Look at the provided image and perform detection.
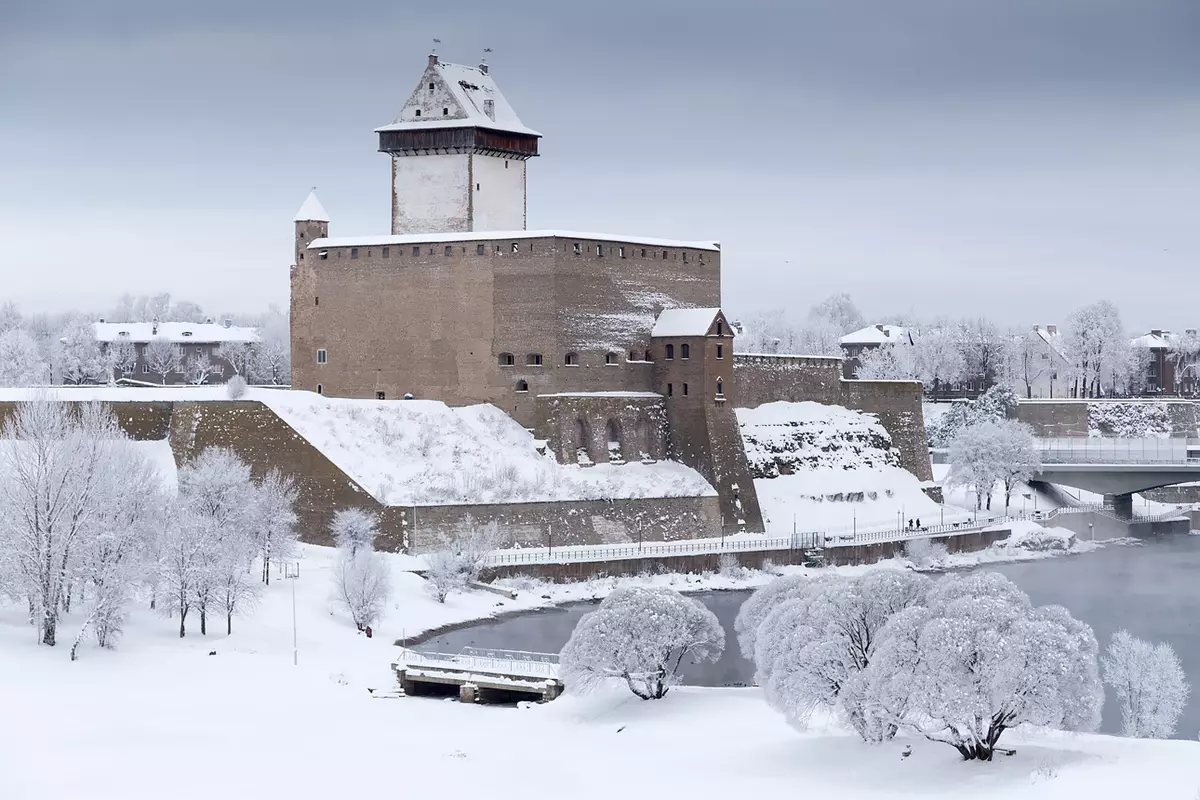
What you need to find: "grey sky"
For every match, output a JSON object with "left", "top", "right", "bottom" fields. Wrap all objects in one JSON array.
[{"left": 2, "top": 0, "right": 1197, "bottom": 330}]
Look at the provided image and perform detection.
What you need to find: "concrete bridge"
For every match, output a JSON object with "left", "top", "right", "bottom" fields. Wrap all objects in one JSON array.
[{"left": 1034, "top": 437, "right": 1200, "bottom": 517}]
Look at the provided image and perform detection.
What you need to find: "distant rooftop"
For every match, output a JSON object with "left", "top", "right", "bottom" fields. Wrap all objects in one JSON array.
[
  {"left": 93, "top": 321, "right": 259, "bottom": 344},
  {"left": 652, "top": 308, "right": 722, "bottom": 338},
  {"left": 840, "top": 324, "right": 912, "bottom": 346}
]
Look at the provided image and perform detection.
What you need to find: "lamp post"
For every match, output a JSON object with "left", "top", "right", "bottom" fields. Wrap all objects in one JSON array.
[{"left": 283, "top": 562, "right": 300, "bottom": 667}]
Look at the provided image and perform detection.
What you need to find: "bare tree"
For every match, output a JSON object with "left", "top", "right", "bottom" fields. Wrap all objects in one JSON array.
[
  {"left": 183, "top": 351, "right": 221, "bottom": 385},
  {"left": 144, "top": 337, "right": 180, "bottom": 384}
]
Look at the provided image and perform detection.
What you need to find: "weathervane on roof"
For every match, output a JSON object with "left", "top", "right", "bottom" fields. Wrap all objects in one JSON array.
[
  {"left": 482, "top": 47, "right": 493, "bottom": 64},
  {"left": 432, "top": 37, "right": 441, "bottom": 54}
]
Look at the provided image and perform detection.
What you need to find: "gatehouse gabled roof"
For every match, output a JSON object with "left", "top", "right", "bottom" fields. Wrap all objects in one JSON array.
[{"left": 651, "top": 308, "right": 724, "bottom": 338}]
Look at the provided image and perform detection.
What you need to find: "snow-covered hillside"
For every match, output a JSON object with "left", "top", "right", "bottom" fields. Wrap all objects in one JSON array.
[
  {"left": 260, "top": 392, "right": 714, "bottom": 506},
  {"left": 738, "top": 402, "right": 965, "bottom": 533}
]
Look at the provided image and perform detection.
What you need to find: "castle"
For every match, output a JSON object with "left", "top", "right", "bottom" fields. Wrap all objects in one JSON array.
[{"left": 290, "top": 54, "right": 766, "bottom": 534}]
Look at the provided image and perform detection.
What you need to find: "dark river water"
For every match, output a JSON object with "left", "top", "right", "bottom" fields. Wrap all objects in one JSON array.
[{"left": 419, "top": 535, "right": 1200, "bottom": 738}]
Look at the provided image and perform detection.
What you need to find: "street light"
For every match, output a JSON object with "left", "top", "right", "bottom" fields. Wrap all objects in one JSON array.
[{"left": 283, "top": 562, "right": 300, "bottom": 667}]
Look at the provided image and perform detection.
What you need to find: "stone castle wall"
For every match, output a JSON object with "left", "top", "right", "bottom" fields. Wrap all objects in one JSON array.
[
  {"left": 291, "top": 234, "right": 720, "bottom": 428},
  {"left": 1016, "top": 400, "right": 1200, "bottom": 437},
  {"left": 732, "top": 355, "right": 933, "bottom": 482},
  {"left": 536, "top": 393, "right": 667, "bottom": 464}
]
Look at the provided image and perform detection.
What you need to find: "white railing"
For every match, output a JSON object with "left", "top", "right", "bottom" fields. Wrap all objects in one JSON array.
[
  {"left": 1037, "top": 437, "right": 1198, "bottom": 465},
  {"left": 397, "top": 647, "right": 559, "bottom": 679}
]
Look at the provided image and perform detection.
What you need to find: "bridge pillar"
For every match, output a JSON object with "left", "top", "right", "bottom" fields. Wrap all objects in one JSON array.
[{"left": 1104, "top": 493, "right": 1134, "bottom": 520}]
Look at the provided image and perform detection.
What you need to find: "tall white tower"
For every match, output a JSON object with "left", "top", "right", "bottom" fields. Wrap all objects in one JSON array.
[{"left": 375, "top": 54, "right": 541, "bottom": 234}]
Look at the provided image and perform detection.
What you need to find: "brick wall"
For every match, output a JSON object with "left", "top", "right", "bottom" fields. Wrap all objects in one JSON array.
[{"left": 1015, "top": 402, "right": 1089, "bottom": 436}]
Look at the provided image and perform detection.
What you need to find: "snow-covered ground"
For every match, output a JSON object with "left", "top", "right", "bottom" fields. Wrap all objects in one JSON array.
[
  {"left": 0, "top": 387, "right": 716, "bottom": 506},
  {"left": 2, "top": 541, "right": 1193, "bottom": 800},
  {"left": 739, "top": 401, "right": 971, "bottom": 534}
]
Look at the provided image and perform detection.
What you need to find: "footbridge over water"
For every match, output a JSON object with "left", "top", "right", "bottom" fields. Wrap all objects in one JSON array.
[{"left": 1034, "top": 437, "right": 1200, "bottom": 517}]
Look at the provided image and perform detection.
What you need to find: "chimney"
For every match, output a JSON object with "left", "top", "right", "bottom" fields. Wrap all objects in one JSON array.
[
  {"left": 428, "top": 53, "right": 439, "bottom": 67},
  {"left": 478, "top": 62, "right": 489, "bottom": 75},
  {"left": 1187, "top": 329, "right": 1197, "bottom": 336},
  {"left": 875, "top": 324, "right": 885, "bottom": 332},
  {"left": 98, "top": 317, "right": 105, "bottom": 324},
  {"left": 1152, "top": 329, "right": 1163, "bottom": 337},
  {"left": 151, "top": 317, "right": 159, "bottom": 335},
  {"left": 204, "top": 316, "right": 213, "bottom": 324},
  {"left": 223, "top": 318, "right": 232, "bottom": 329},
  {"left": 1046, "top": 324, "right": 1057, "bottom": 335}
]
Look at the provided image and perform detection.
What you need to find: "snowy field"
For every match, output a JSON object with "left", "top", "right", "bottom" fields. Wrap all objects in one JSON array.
[
  {"left": 0, "top": 387, "right": 716, "bottom": 505},
  {"left": 2, "top": 542, "right": 1195, "bottom": 800},
  {"left": 739, "top": 401, "right": 971, "bottom": 533}
]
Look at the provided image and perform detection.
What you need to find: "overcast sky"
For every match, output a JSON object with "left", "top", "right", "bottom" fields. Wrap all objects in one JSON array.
[{"left": 2, "top": 0, "right": 1197, "bottom": 330}]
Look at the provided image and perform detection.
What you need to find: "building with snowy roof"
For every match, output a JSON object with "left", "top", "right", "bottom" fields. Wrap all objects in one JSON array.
[
  {"left": 289, "top": 53, "right": 761, "bottom": 533},
  {"left": 1130, "top": 329, "right": 1199, "bottom": 396},
  {"left": 91, "top": 318, "right": 258, "bottom": 385},
  {"left": 838, "top": 324, "right": 913, "bottom": 378}
]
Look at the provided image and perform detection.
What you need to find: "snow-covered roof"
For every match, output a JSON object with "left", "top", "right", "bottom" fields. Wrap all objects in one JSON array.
[
  {"left": 651, "top": 308, "right": 722, "bottom": 338},
  {"left": 1131, "top": 330, "right": 1176, "bottom": 349},
  {"left": 93, "top": 322, "right": 259, "bottom": 344},
  {"left": 309, "top": 230, "right": 721, "bottom": 252},
  {"left": 840, "top": 325, "right": 911, "bottom": 346},
  {"left": 294, "top": 191, "right": 329, "bottom": 223},
  {"left": 375, "top": 58, "right": 541, "bottom": 137},
  {"left": 539, "top": 391, "right": 663, "bottom": 399},
  {"left": 1032, "top": 326, "right": 1069, "bottom": 361}
]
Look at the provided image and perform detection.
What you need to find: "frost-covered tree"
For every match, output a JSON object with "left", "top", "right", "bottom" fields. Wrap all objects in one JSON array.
[
  {"left": 733, "top": 574, "right": 817, "bottom": 662},
  {"left": 183, "top": 351, "right": 220, "bottom": 385},
  {"left": 420, "top": 520, "right": 503, "bottom": 603},
  {"left": 177, "top": 448, "right": 254, "bottom": 635},
  {"left": 251, "top": 468, "right": 298, "bottom": 585},
  {"left": 0, "top": 300, "right": 22, "bottom": 333},
  {"left": 221, "top": 341, "right": 254, "bottom": 378},
  {"left": 864, "top": 572, "right": 1103, "bottom": 761},
  {"left": 250, "top": 334, "right": 290, "bottom": 385},
  {"left": 226, "top": 374, "right": 248, "bottom": 399},
  {"left": 333, "top": 549, "right": 391, "bottom": 630},
  {"left": 69, "top": 447, "right": 164, "bottom": 659},
  {"left": 956, "top": 317, "right": 1007, "bottom": 391},
  {"left": 57, "top": 317, "right": 105, "bottom": 384},
  {"left": 0, "top": 328, "right": 48, "bottom": 386},
  {"left": 947, "top": 421, "right": 1004, "bottom": 511},
  {"left": 143, "top": 337, "right": 180, "bottom": 384},
  {"left": 1064, "top": 301, "right": 1126, "bottom": 398},
  {"left": 973, "top": 383, "right": 1020, "bottom": 422},
  {"left": 329, "top": 507, "right": 379, "bottom": 559},
  {"left": 0, "top": 398, "right": 127, "bottom": 646},
  {"left": 560, "top": 586, "right": 725, "bottom": 700},
  {"left": 913, "top": 324, "right": 964, "bottom": 400},
  {"left": 105, "top": 337, "right": 139, "bottom": 380},
  {"left": 1101, "top": 629, "right": 1190, "bottom": 738},
  {"left": 992, "top": 419, "right": 1040, "bottom": 510},
  {"left": 856, "top": 343, "right": 917, "bottom": 381},
  {"left": 753, "top": 572, "right": 931, "bottom": 741},
  {"left": 157, "top": 505, "right": 206, "bottom": 638}
]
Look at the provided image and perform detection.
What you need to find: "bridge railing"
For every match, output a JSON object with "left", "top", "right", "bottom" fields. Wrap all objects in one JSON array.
[
  {"left": 1036, "top": 436, "right": 1196, "bottom": 465},
  {"left": 398, "top": 647, "right": 560, "bottom": 679}
]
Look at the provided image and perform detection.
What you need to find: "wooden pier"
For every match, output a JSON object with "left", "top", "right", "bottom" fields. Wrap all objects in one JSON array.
[{"left": 393, "top": 647, "right": 564, "bottom": 704}]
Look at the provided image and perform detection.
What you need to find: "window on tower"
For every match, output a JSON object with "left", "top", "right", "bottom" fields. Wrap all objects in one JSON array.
[
  {"left": 412, "top": 246, "right": 420, "bottom": 257},
  {"left": 681, "top": 344, "right": 690, "bottom": 360},
  {"left": 476, "top": 244, "right": 485, "bottom": 255},
  {"left": 442, "top": 107, "right": 449, "bottom": 116},
  {"left": 317, "top": 349, "right": 327, "bottom": 364},
  {"left": 318, "top": 250, "right": 328, "bottom": 260},
  {"left": 444, "top": 246, "right": 453, "bottom": 256},
  {"left": 382, "top": 247, "right": 390, "bottom": 258},
  {"left": 414, "top": 109, "right": 421, "bottom": 117},
  {"left": 351, "top": 248, "right": 359, "bottom": 259},
  {"left": 573, "top": 243, "right": 581, "bottom": 255},
  {"left": 428, "top": 82, "right": 434, "bottom": 90}
]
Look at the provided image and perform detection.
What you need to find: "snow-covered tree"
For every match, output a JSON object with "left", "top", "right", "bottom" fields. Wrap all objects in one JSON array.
[
  {"left": 70, "top": 446, "right": 164, "bottom": 659},
  {"left": 947, "top": 421, "right": 1002, "bottom": 510},
  {"left": 57, "top": 317, "right": 104, "bottom": 384},
  {"left": 0, "top": 300, "right": 22, "bottom": 333},
  {"left": 956, "top": 317, "right": 1007, "bottom": 391},
  {"left": 753, "top": 572, "right": 931, "bottom": 741},
  {"left": 733, "top": 574, "right": 817, "bottom": 662},
  {"left": 177, "top": 448, "right": 254, "bottom": 635},
  {"left": 560, "top": 586, "right": 725, "bottom": 700},
  {"left": 333, "top": 549, "right": 391, "bottom": 630},
  {"left": 913, "top": 324, "right": 964, "bottom": 400},
  {"left": 0, "top": 397, "right": 126, "bottom": 645},
  {"left": 221, "top": 341, "right": 254, "bottom": 378},
  {"left": 864, "top": 572, "right": 1103, "bottom": 761},
  {"left": 226, "top": 374, "right": 247, "bottom": 399},
  {"left": 856, "top": 343, "right": 917, "bottom": 381},
  {"left": 1064, "top": 301, "right": 1126, "bottom": 398},
  {"left": 1101, "top": 629, "right": 1190, "bottom": 739},
  {"left": 183, "top": 351, "right": 220, "bottom": 385},
  {"left": 251, "top": 468, "right": 298, "bottom": 585},
  {"left": 329, "top": 507, "right": 379, "bottom": 558},
  {"left": 973, "top": 383, "right": 1019, "bottom": 422},
  {"left": 0, "top": 328, "right": 48, "bottom": 386},
  {"left": 105, "top": 337, "right": 139, "bottom": 380},
  {"left": 143, "top": 337, "right": 180, "bottom": 384},
  {"left": 993, "top": 419, "right": 1040, "bottom": 510},
  {"left": 808, "top": 293, "right": 865, "bottom": 336},
  {"left": 251, "top": 331, "right": 290, "bottom": 385},
  {"left": 420, "top": 520, "right": 503, "bottom": 603},
  {"left": 157, "top": 505, "right": 206, "bottom": 638}
]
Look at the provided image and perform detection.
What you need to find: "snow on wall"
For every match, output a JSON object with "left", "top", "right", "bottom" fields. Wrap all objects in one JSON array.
[
  {"left": 736, "top": 401, "right": 950, "bottom": 533},
  {"left": 258, "top": 392, "right": 715, "bottom": 506},
  {"left": 392, "top": 153, "right": 470, "bottom": 234},
  {"left": 1088, "top": 402, "right": 1171, "bottom": 438},
  {"left": 472, "top": 153, "right": 525, "bottom": 231}
]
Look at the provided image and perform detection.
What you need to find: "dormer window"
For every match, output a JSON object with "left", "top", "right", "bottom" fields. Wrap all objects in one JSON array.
[
  {"left": 118, "top": 331, "right": 130, "bottom": 337},
  {"left": 181, "top": 331, "right": 193, "bottom": 337}
]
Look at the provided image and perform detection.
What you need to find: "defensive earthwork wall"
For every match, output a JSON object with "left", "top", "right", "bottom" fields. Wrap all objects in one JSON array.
[
  {"left": 0, "top": 400, "right": 722, "bottom": 553},
  {"left": 1017, "top": 399, "right": 1200, "bottom": 437},
  {"left": 734, "top": 355, "right": 933, "bottom": 481}
]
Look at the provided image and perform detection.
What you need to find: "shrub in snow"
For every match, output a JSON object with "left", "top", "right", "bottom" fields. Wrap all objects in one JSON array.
[
  {"left": 1101, "top": 629, "right": 1190, "bottom": 738},
  {"left": 864, "top": 572, "right": 1103, "bottom": 761},
  {"left": 733, "top": 575, "right": 818, "bottom": 662},
  {"left": 1006, "top": 528, "right": 1074, "bottom": 552},
  {"left": 560, "top": 586, "right": 724, "bottom": 700},
  {"left": 904, "top": 538, "right": 950, "bottom": 570},
  {"left": 973, "top": 384, "right": 1019, "bottom": 423},
  {"left": 717, "top": 553, "right": 745, "bottom": 579},
  {"left": 424, "top": 549, "right": 469, "bottom": 603},
  {"left": 329, "top": 507, "right": 380, "bottom": 558},
  {"left": 753, "top": 572, "right": 931, "bottom": 741},
  {"left": 1088, "top": 402, "right": 1170, "bottom": 438},
  {"left": 334, "top": 549, "right": 391, "bottom": 630},
  {"left": 226, "top": 374, "right": 247, "bottom": 399}
]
